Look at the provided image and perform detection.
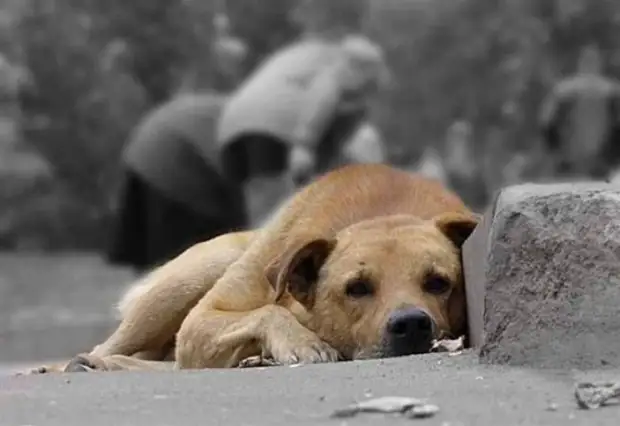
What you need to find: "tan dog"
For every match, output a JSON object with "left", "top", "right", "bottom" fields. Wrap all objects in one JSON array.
[{"left": 30, "top": 163, "right": 478, "bottom": 374}]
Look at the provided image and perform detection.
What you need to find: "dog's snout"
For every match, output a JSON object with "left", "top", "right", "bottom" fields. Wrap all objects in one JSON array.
[
  {"left": 387, "top": 308, "right": 432, "bottom": 337},
  {"left": 384, "top": 307, "right": 435, "bottom": 357}
]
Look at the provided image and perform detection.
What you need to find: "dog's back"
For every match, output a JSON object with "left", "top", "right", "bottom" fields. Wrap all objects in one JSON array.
[{"left": 262, "top": 163, "right": 472, "bottom": 242}]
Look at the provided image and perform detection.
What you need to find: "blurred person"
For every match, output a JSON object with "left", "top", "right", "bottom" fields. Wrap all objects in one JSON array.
[
  {"left": 257, "top": 122, "right": 387, "bottom": 228},
  {"left": 107, "top": 93, "right": 247, "bottom": 274},
  {"left": 444, "top": 120, "right": 476, "bottom": 181},
  {"left": 539, "top": 44, "right": 620, "bottom": 181},
  {"left": 341, "top": 121, "right": 386, "bottom": 165},
  {"left": 413, "top": 145, "right": 448, "bottom": 185},
  {"left": 443, "top": 120, "right": 488, "bottom": 211},
  {"left": 212, "top": 13, "right": 248, "bottom": 79},
  {"left": 217, "top": 0, "right": 390, "bottom": 226},
  {"left": 294, "top": 120, "right": 388, "bottom": 185},
  {"left": 480, "top": 126, "right": 511, "bottom": 197},
  {"left": 107, "top": 18, "right": 249, "bottom": 273}
]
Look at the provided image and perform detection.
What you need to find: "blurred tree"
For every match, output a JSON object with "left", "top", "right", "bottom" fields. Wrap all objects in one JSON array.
[
  {"left": 370, "top": 0, "right": 620, "bottom": 163},
  {"left": 8, "top": 0, "right": 620, "bottom": 249},
  {"left": 90, "top": 0, "right": 214, "bottom": 105},
  {"left": 14, "top": 0, "right": 214, "bottom": 249},
  {"left": 225, "top": 0, "right": 302, "bottom": 76}
]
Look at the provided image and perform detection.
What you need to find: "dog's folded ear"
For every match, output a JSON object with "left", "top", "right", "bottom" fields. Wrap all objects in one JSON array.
[
  {"left": 433, "top": 212, "right": 480, "bottom": 248},
  {"left": 265, "top": 237, "right": 336, "bottom": 308}
]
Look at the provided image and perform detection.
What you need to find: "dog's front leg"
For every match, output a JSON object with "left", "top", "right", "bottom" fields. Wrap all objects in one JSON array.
[{"left": 175, "top": 304, "right": 340, "bottom": 369}]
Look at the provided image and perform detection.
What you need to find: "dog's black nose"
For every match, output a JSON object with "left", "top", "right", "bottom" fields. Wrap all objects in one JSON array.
[{"left": 384, "top": 307, "right": 435, "bottom": 356}]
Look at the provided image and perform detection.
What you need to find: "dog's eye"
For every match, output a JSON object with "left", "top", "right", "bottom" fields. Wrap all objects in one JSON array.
[
  {"left": 345, "top": 279, "right": 374, "bottom": 298},
  {"left": 423, "top": 275, "right": 451, "bottom": 295}
]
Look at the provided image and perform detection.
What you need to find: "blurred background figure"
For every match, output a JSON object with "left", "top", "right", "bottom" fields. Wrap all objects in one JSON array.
[
  {"left": 442, "top": 120, "right": 488, "bottom": 211},
  {"left": 539, "top": 43, "right": 620, "bottom": 182},
  {"left": 217, "top": 0, "right": 390, "bottom": 226},
  {"left": 106, "top": 93, "right": 247, "bottom": 274},
  {"left": 211, "top": 13, "right": 248, "bottom": 87},
  {"left": 413, "top": 144, "right": 448, "bottom": 185},
  {"left": 106, "top": 15, "right": 249, "bottom": 273},
  {"left": 341, "top": 121, "right": 386, "bottom": 165},
  {"left": 479, "top": 126, "right": 532, "bottom": 199}
]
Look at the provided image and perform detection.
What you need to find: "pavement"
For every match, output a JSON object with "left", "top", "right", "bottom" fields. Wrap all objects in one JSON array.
[
  {"left": 2, "top": 352, "right": 620, "bottom": 426},
  {"left": 0, "top": 252, "right": 134, "bottom": 363}
]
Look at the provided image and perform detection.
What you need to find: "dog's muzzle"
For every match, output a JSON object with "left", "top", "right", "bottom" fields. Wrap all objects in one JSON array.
[{"left": 383, "top": 307, "right": 436, "bottom": 357}]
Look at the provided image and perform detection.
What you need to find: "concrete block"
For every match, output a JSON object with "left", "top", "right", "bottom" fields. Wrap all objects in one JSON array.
[{"left": 463, "top": 181, "right": 620, "bottom": 368}]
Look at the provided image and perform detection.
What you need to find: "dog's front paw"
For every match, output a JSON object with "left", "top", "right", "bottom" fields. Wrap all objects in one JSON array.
[
  {"left": 268, "top": 331, "right": 341, "bottom": 365},
  {"left": 64, "top": 354, "right": 108, "bottom": 373},
  {"left": 237, "top": 355, "right": 282, "bottom": 368}
]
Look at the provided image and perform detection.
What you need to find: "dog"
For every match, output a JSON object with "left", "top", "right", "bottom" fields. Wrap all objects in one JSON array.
[{"left": 29, "top": 163, "right": 478, "bottom": 374}]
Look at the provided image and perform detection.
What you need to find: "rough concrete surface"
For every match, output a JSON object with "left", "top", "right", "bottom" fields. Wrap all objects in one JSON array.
[
  {"left": 2, "top": 352, "right": 619, "bottom": 426},
  {"left": 463, "top": 182, "right": 620, "bottom": 369}
]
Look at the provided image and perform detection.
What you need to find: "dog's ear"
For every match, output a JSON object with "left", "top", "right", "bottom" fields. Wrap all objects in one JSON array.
[
  {"left": 433, "top": 212, "right": 480, "bottom": 248},
  {"left": 265, "top": 238, "right": 336, "bottom": 308}
]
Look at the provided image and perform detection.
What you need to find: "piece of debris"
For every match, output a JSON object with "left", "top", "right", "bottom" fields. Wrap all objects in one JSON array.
[
  {"left": 406, "top": 403, "right": 440, "bottom": 419},
  {"left": 575, "top": 381, "right": 620, "bottom": 410},
  {"left": 237, "top": 355, "right": 282, "bottom": 368},
  {"left": 331, "top": 396, "right": 432, "bottom": 419},
  {"left": 546, "top": 402, "right": 559, "bottom": 412},
  {"left": 430, "top": 336, "right": 465, "bottom": 353}
]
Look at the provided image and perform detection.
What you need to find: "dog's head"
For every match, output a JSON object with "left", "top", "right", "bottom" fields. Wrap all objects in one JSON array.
[{"left": 266, "top": 212, "right": 478, "bottom": 360}]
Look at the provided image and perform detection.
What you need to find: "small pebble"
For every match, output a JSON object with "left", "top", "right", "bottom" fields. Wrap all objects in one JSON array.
[
  {"left": 406, "top": 403, "right": 439, "bottom": 419},
  {"left": 546, "top": 402, "right": 558, "bottom": 412}
]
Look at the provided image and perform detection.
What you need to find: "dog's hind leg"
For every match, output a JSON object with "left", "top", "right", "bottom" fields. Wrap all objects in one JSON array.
[
  {"left": 90, "top": 231, "right": 255, "bottom": 359},
  {"left": 24, "top": 340, "right": 177, "bottom": 376},
  {"left": 63, "top": 353, "right": 175, "bottom": 373}
]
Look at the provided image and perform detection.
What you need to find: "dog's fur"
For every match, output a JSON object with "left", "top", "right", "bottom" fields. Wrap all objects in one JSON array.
[{"left": 30, "top": 163, "right": 478, "bottom": 374}]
